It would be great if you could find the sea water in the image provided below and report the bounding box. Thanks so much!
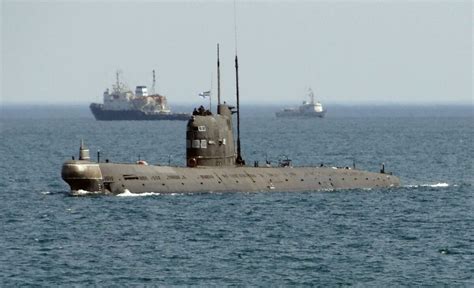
[0,105,472,286]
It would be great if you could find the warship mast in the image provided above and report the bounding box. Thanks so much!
[115,70,120,93]
[151,70,156,95]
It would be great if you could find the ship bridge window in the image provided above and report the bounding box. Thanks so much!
[186,140,191,148]
[198,126,206,132]
[200,140,207,149]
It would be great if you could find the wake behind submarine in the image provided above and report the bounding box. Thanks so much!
[62,46,400,195]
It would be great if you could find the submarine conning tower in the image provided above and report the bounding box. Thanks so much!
[186,103,236,167]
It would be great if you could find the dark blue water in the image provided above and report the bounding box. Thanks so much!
[1,106,472,286]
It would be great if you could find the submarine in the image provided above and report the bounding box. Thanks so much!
[61,46,400,195]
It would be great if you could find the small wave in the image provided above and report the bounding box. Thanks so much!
[71,189,101,196]
[116,189,161,197]
[426,183,449,187]
[405,183,450,188]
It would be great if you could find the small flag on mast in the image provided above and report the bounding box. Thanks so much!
[199,91,211,99]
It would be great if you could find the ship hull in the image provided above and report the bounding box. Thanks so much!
[62,161,400,195]
[276,110,326,118]
[90,103,190,121]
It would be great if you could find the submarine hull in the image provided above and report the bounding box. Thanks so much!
[62,161,400,195]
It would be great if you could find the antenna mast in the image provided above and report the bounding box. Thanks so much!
[115,70,120,91]
[235,55,243,165]
[217,43,221,109]
[309,88,315,104]
[233,2,244,165]
[152,70,156,95]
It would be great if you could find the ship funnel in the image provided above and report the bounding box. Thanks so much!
[79,140,90,160]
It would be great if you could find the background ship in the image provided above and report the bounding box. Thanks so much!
[276,88,326,118]
[90,70,190,121]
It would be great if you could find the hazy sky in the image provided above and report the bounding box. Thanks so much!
[1,0,472,106]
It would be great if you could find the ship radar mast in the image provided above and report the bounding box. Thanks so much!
[115,70,120,93]
[113,70,126,93]
[308,88,315,105]
[151,70,156,95]
[116,71,120,89]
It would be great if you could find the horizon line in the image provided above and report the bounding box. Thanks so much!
[1,101,473,107]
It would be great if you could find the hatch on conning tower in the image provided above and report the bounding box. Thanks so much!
[186,104,236,167]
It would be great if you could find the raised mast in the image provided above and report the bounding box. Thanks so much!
[217,43,221,109]
[309,88,315,104]
[233,0,244,165]
[235,54,244,165]
[152,70,156,95]
[115,70,120,92]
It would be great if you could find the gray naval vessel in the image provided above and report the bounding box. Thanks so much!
[276,88,326,118]
[62,47,400,195]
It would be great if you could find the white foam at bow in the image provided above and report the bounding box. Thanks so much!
[72,189,98,196]
[117,189,161,197]
[405,183,450,188]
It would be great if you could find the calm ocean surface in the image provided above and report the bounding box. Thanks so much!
[0,105,472,286]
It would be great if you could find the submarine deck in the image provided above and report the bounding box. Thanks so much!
[96,163,399,194]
